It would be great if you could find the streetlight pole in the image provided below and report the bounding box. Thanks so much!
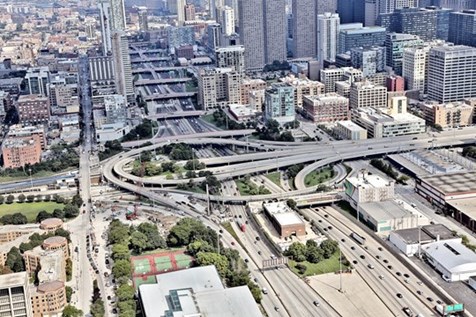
[29,168,33,190]
[339,244,343,293]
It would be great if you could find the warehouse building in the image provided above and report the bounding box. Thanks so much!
[422,240,476,282]
[358,199,430,233]
[263,202,306,238]
[389,224,459,257]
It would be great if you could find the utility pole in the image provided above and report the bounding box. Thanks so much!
[339,245,343,293]
[206,184,210,216]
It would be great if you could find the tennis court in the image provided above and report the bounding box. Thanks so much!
[175,253,194,269]
[133,275,156,289]
[132,258,152,275]
[154,256,173,272]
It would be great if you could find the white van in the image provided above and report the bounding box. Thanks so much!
[262,288,268,294]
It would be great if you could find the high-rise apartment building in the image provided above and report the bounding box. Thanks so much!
[215,46,245,72]
[385,33,423,75]
[110,0,126,31]
[17,95,50,124]
[25,67,50,96]
[434,0,472,11]
[338,0,365,24]
[320,67,363,93]
[280,75,326,109]
[137,7,149,31]
[238,0,265,70]
[238,0,286,70]
[265,83,296,124]
[402,45,430,93]
[0,272,32,317]
[264,0,287,64]
[427,45,476,103]
[98,0,112,53]
[198,68,241,110]
[349,81,388,108]
[339,24,386,53]
[350,46,386,77]
[111,31,134,104]
[177,0,186,25]
[104,94,127,124]
[184,4,196,21]
[303,93,350,123]
[377,7,451,41]
[317,13,340,67]
[217,6,235,36]
[292,0,317,58]
[448,10,476,47]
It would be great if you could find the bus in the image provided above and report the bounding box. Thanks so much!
[350,232,366,245]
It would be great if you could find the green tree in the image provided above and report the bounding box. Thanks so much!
[247,281,263,303]
[320,239,338,259]
[112,243,130,261]
[117,284,135,301]
[167,218,219,249]
[63,204,79,218]
[185,170,196,178]
[286,199,297,210]
[186,240,213,256]
[112,260,132,279]
[54,228,71,241]
[90,299,105,317]
[66,258,73,281]
[26,195,35,202]
[62,305,83,317]
[130,231,147,253]
[36,211,52,223]
[137,222,165,250]
[6,194,14,204]
[43,194,51,202]
[117,300,136,316]
[17,194,25,203]
[71,194,83,208]
[196,252,229,277]
[108,220,130,244]
[285,242,307,262]
[0,195,5,204]
[53,208,65,219]
[6,247,24,272]
[65,286,73,303]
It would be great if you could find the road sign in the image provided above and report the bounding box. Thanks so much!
[445,304,464,314]
[262,257,288,269]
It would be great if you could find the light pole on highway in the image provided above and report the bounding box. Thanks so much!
[29,168,33,190]
[339,244,343,293]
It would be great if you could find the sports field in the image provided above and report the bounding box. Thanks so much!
[131,250,195,288]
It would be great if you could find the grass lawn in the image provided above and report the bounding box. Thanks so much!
[265,172,282,187]
[304,167,335,187]
[0,202,66,222]
[200,114,222,130]
[289,252,349,277]
[222,222,240,242]
[235,179,271,196]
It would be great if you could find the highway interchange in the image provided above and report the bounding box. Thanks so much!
[98,125,476,317]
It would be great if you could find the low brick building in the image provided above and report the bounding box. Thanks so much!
[263,202,306,238]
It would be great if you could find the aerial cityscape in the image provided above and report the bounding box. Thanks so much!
[0,0,476,316]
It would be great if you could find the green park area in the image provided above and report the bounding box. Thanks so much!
[289,252,349,277]
[265,172,282,187]
[235,179,271,196]
[0,202,66,223]
[304,167,335,187]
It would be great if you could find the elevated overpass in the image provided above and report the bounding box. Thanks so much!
[135,78,191,85]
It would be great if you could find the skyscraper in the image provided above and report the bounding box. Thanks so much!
[402,45,430,93]
[215,46,245,72]
[217,6,235,36]
[238,0,265,70]
[385,33,423,75]
[338,24,386,53]
[238,0,287,70]
[377,8,440,41]
[177,0,186,25]
[317,13,340,67]
[292,0,317,58]
[427,45,476,102]
[264,0,287,63]
[98,0,112,54]
[448,10,476,47]
[137,7,149,32]
[338,0,365,24]
[110,0,126,31]
[112,31,134,103]
[265,83,296,124]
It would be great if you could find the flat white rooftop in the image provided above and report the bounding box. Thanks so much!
[422,240,476,274]
[346,174,392,190]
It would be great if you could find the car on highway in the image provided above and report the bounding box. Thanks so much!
[403,273,410,278]
[426,297,433,302]
[231,242,235,246]
[313,300,320,307]
[402,307,413,316]
[360,255,365,259]
[258,251,262,255]
[396,272,402,276]
[367,264,375,269]
[341,238,345,242]
[352,260,358,265]
[378,275,384,280]
[262,288,268,294]
[396,293,403,299]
